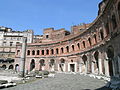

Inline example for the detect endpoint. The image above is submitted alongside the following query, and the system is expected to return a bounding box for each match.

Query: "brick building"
[15,0,120,82]
[0,27,33,70]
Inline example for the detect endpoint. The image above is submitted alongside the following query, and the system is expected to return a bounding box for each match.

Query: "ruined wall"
[15,0,120,78]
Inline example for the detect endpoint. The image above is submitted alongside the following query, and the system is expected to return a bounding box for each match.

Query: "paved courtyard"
[3,73,109,90]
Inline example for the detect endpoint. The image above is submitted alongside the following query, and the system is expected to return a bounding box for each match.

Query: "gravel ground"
[2,73,111,90]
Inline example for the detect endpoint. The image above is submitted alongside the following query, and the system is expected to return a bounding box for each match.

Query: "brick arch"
[8,64,14,69]
[66,46,69,53]
[51,49,54,55]
[77,42,80,50]
[61,47,64,54]
[88,37,92,46]
[37,50,40,55]
[32,50,35,55]
[27,50,30,55]
[39,59,45,71]
[30,59,35,71]
[46,49,49,55]
[106,45,114,76]
[99,29,104,40]
[49,59,55,71]
[71,44,75,51]
[93,34,97,44]
[82,54,87,64]
[60,58,65,63]
[82,41,86,48]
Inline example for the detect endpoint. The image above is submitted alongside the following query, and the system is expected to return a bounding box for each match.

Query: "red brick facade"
[15,0,120,78]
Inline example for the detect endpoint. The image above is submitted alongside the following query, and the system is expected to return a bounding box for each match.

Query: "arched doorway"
[1,65,6,70]
[82,55,87,73]
[39,59,45,71]
[30,59,35,71]
[49,59,55,71]
[106,46,114,76]
[8,65,14,69]
[59,58,65,72]
[94,51,99,74]
[15,64,19,72]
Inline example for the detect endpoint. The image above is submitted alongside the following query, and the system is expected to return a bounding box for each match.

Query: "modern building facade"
[15,0,120,80]
[0,26,33,70]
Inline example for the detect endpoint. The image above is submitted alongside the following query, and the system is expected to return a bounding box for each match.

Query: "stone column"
[85,61,88,74]
[20,37,27,77]
[91,62,94,74]
[98,59,103,75]
[98,52,103,74]
[79,64,82,73]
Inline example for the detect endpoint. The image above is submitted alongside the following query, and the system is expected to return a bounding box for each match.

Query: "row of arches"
[30,59,56,71]
[26,34,99,56]
[0,64,14,70]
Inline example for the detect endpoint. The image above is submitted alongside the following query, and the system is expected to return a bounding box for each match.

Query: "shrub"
[42,70,49,75]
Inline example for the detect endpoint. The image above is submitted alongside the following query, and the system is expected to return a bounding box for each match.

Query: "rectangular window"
[10,42,13,46]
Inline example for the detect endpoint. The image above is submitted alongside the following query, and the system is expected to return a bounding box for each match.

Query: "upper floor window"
[82,41,86,48]
[17,50,20,55]
[46,35,49,38]
[88,38,92,46]
[51,49,54,54]
[42,50,44,55]
[72,45,75,51]
[32,50,35,55]
[56,48,59,54]
[94,34,97,44]
[100,30,104,40]
[3,42,6,46]
[66,46,69,52]
[46,49,49,55]
[61,48,64,53]
[10,42,13,46]
[77,43,80,49]
[27,50,30,55]
[37,50,40,55]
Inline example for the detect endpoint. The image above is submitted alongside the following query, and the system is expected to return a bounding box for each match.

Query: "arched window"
[118,2,120,19]
[61,47,64,53]
[77,43,80,49]
[37,50,40,55]
[17,50,20,55]
[88,38,92,46]
[72,45,75,51]
[41,50,44,55]
[100,30,104,40]
[66,46,69,52]
[112,14,117,29]
[46,49,49,55]
[32,50,35,55]
[27,50,30,55]
[8,65,14,69]
[82,41,86,48]
[105,23,110,35]
[94,34,97,43]
[51,49,54,55]
[56,48,59,54]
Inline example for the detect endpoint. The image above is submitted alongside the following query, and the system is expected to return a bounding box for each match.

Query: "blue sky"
[0,0,102,35]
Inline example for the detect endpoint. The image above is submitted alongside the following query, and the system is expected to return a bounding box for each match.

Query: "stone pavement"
[3,73,110,90]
